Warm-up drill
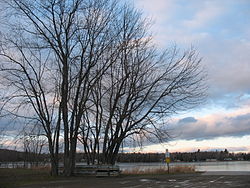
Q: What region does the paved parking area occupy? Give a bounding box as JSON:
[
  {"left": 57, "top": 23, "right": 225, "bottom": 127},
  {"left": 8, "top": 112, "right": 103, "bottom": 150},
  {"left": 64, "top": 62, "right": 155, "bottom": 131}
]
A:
[{"left": 19, "top": 173, "right": 250, "bottom": 188}]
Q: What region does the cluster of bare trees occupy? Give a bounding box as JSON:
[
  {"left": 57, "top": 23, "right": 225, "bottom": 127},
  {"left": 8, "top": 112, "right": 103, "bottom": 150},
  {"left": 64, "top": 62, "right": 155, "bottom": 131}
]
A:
[
  {"left": 0, "top": 0, "right": 206, "bottom": 176},
  {"left": 22, "top": 125, "right": 46, "bottom": 167}
]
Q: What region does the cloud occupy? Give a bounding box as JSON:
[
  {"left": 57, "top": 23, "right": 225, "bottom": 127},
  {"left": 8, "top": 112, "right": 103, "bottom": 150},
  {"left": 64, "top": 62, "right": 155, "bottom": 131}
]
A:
[
  {"left": 135, "top": 0, "right": 176, "bottom": 22},
  {"left": 128, "top": 136, "right": 250, "bottom": 153},
  {"left": 134, "top": 0, "right": 250, "bottom": 111},
  {"left": 171, "top": 110, "right": 250, "bottom": 141},
  {"left": 182, "top": 1, "right": 224, "bottom": 29},
  {"left": 200, "top": 38, "right": 250, "bottom": 98},
  {"left": 178, "top": 117, "right": 197, "bottom": 124},
  {"left": 121, "top": 0, "right": 250, "bottom": 153}
]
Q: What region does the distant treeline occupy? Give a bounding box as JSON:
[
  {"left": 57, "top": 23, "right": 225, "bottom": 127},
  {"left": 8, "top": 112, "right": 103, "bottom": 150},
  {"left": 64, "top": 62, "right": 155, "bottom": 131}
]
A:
[
  {"left": 0, "top": 149, "right": 46, "bottom": 163},
  {"left": 170, "top": 149, "right": 250, "bottom": 162},
  {"left": 116, "top": 149, "right": 250, "bottom": 162},
  {"left": 1, "top": 149, "right": 250, "bottom": 163}
]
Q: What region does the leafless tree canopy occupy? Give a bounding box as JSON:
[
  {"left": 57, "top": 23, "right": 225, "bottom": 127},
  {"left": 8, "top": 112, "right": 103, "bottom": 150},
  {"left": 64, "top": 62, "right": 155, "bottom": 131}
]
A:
[{"left": 0, "top": 0, "right": 206, "bottom": 175}]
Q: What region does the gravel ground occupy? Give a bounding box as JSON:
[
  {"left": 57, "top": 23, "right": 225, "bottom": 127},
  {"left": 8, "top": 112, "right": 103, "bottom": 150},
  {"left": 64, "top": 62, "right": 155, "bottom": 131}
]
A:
[{"left": 18, "top": 172, "right": 250, "bottom": 188}]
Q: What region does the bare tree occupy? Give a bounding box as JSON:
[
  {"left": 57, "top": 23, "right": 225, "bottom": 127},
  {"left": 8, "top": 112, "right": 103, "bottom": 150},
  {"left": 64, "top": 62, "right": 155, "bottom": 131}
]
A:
[
  {"left": 0, "top": 0, "right": 206, "bottom": 176},
  {"left": 0, "top": 21, "right": 62, "bottom": 174},
  {"left": 79, "top": 6, "right": 206, "bottom": 165},
  {"left": 22, "top": 124, "right": 46, "bottom": 167},
  {"left": 0, "top": 0, "right": 125, "bottom": 176}
]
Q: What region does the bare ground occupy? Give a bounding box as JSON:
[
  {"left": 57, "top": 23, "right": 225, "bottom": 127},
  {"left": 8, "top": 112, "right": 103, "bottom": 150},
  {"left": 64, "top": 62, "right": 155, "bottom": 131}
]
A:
[{"left": 17, "top": 173, "right": 250, "bottom": 188}]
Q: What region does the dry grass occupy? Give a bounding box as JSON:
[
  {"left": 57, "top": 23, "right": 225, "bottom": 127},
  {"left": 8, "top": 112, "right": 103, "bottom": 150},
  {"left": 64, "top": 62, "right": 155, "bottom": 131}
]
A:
[
  {"left": 0, "top": 168, "right": 54, "bottom": 188},
  {"left": 30, "top": 165, "right": 51, "bottom": 171},
  {"left": 170, "top": 166, "right": 195, "bottom": 173},
  {"left": 122, "top": 165, "right": 195, "bottom": 175}
]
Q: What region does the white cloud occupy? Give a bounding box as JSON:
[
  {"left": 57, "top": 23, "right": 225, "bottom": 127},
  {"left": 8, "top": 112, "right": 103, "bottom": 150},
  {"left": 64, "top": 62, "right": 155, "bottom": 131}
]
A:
[
  {"left": 129, "top": 136, "right": 250, "bottom": 153},
  {"left": 126, "top": 0, "right": 250, "bottom": 153},
  {"left": 201, "top": 38, "right": 250, "bottom": 96},
  {"left": 170, "top": 104, "right": 250, "bottom": 141},
  {"left": 134, "top": 0, "right": 175, "bottom": 22},
  {"left": 182, "top": 1, "right": 224, "bottom": 29}
]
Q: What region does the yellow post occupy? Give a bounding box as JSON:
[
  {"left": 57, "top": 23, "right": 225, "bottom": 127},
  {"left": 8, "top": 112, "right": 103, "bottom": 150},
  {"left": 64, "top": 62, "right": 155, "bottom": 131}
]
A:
[{"left": 165, "top": 149, "right": 171, "bottom": 174}]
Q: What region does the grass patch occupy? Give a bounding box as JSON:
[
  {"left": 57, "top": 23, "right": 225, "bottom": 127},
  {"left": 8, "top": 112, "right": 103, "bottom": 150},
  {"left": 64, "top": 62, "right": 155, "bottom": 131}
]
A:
[
  {"left": 0, "top": 167, "right": 60, "bottom": 188},
  {"left": 121, "top": 165, "right": 195, "bottom": 175},
  {"left": 0, "top": 165, "right": 195, "bottom": 187}
]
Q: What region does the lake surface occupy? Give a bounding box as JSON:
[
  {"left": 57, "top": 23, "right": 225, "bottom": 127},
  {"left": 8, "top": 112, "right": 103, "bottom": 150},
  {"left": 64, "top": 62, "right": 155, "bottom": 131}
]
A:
[
  {"left": 1, "top": 161, "right": 250, "bottom": 172},
  {"left": 117, "top": 161, "right": 250, "bottom": 172}
]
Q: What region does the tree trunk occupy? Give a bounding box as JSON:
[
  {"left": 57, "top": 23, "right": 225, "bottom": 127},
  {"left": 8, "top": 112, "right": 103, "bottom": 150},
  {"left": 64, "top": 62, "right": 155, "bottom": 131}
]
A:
[
  {"left": 48, "top": 138, "right": 59, "bottom": 176},
  {"left": 63, "top": 157, "right": 71, "bottom": 176},
  {"left": 70, "top": 139, "right": 77, "bottom": 175},
  {"left": 111, "top": 141, "right": 122, "bottom": 165},
  {"left": 63, "top": 139, "right": 77, "bottom": 176},
  {"left": 50, "top": 156, "right": 58, "bottom": 176}
]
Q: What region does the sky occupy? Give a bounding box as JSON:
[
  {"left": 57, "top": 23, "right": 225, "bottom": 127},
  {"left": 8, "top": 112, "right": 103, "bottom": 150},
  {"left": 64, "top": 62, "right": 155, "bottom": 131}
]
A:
[
  {"left": 1, "top": 0, "right": 250, "bottom": 154},
  {"left": 127, "top": 0, "right": 250, "bottom": 153}
]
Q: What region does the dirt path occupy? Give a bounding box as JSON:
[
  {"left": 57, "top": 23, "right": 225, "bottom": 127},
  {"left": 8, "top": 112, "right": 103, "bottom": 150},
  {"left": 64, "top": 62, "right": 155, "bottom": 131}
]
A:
[{"left": 18, "top": 173, "right": 250, "bottom": 188}]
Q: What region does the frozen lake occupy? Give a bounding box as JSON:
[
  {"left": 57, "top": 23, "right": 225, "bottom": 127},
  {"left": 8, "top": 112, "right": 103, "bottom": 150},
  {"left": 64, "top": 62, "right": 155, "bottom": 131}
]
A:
[
  {"left": 1, "top": 161, "right": 250, "bottom": 172},
  {"left": 117, "top": 161, "right": 250, "bottom": 172}
]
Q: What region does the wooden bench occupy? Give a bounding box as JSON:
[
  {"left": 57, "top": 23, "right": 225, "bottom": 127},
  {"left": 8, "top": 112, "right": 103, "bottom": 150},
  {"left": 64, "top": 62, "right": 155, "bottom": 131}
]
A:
[
  {"left": 59, "top": 165, "right": 120, "bottom": 177},
  {"left": 95, "top": 165, "right": 120, "bottom": 177}
]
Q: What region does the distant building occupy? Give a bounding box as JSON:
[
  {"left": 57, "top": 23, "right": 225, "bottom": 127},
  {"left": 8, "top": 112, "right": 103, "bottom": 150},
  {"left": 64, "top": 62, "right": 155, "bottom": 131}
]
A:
[
  {"left": 237, "top": 158, "right": 244, "bottom": 161},
  {"left": 206, "top": 159, "right": 217, "bottom": 162}
]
